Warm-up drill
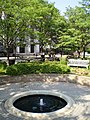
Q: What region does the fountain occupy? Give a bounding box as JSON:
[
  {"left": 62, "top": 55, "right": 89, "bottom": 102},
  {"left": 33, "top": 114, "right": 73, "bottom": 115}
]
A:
[
  {"left": 5, "top": 90, "right": 74, "bottom": 120},
  {"left": 40, "top": 98, "right": 44, "bottom": 106}
]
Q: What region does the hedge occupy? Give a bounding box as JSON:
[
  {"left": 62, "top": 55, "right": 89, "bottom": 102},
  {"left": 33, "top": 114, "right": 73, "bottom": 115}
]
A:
[{"left": 6, "top": 61, "right": 70, "bottom": 76}]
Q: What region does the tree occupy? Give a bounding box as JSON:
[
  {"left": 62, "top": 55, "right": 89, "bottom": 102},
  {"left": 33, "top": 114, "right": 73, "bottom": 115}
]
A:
[
  {"left": 0, "top": 0, "right": 33, "bottom": 65},
  {"left": 65, "top": 6, "right": 90, "bottom": 58},
  {"left": 0, "top": 0, "right": 68, "bottom": 64},
  {"left": 31, "top": 1, "right": 64, "bottom": 53},
  {"left": 54, "top": 16, "right": 70, "bottom": 56},
  {"left": 81, "top": 0, "right": 90, "bottom": 12}
]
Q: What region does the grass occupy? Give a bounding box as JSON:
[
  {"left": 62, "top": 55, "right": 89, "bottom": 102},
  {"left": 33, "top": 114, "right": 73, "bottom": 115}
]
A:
[{"left": 71, "top": 67, "right": 90, "bottom": 76}]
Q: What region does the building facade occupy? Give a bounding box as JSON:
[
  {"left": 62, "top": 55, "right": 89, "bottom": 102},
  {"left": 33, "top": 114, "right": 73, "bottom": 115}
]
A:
[{"left": 16, "top": 43, "right": 40, "bottom": 54}]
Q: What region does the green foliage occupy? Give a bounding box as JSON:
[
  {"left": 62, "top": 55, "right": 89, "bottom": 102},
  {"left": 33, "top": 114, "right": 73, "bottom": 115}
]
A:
[
  {"left": 0, "top": 0, "right": 65, "bottom": 64},
  {"left": 65, "top": 6, "right": 90, "bottom": 58},
  {"left": 6, "top": 61, "right": 70, "bottom": 75},
  {"left": 6, "top": 63, "right": 31, "bottom": 75},
  {"left": 60, "top": 58, "right": 67, "bottom": 65},
  {"left": 0, "top": 61, "right": 7, "bottom": 74},
  {"left": 0, "top": 61, "right": 7, "bottom": 69},
  {"left": 88, "top": 65, "right": 90, "bottom": 70},
  {"left": 1, "top": 0, "right": 90, "bottom": 62}
]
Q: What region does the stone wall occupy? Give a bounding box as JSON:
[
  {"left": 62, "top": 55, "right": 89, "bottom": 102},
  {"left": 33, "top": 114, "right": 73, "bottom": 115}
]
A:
[{"left": 0, "top": 74, "right": 90, "bottom": 86}]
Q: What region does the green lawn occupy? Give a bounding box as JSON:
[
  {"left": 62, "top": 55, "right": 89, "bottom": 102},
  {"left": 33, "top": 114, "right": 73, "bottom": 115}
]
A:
[{"left": 71, "top": 67, "right": 90, "bottom": 76}]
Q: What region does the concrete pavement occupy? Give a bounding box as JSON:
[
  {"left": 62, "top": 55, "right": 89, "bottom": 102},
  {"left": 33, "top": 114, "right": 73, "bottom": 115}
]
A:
[{"left": 0, "top": 81, "right": 90, "bottom": 120}]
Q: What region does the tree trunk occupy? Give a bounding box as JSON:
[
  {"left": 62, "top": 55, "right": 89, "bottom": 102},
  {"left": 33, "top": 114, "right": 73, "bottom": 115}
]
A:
[
  {"left": 7, "top": 48, "right": 10, "bottom": 66},
  {"left": 83, "top": 46, "right": 86, "bottom": 59},
  {"left": 40, "top": 44, "right": 45, "bottom": 62},
  {"left": 77, "top": 50, "right": 80, "bottom": 58},
  {"left": 7, "top": 48, "right": 15, "bottom": 66},
  {"left": 60, "top": 47, "right": 63, "bottom": 57}
]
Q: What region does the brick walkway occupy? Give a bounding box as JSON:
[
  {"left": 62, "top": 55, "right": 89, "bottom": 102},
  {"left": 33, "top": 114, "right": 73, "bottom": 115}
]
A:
[{"left": 0, "top": 81, "right": 90, "bottom": 120}]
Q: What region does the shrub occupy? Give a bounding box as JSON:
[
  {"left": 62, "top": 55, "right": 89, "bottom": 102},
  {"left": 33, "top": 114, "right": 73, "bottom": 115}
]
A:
[
  {"left": 6, "top": 65, "right": 18, "bottom": 76},
  {"left": 6, "top": 61, "right": 70, "bottom": 75},
  {"left": 41, "top": 62, "right": 62, "bottom": 73},
  {"left": 0, "top": 61, "right": 7, "bottom": 69},
  {"left": 0, "top": 61, "right": 7, "bottom": 75},
  {"left": 6, "top": 63, "right": 31, "bottom": 75},
  {"left": 60, "top": 58, "right": 67, "bottom": 65}
]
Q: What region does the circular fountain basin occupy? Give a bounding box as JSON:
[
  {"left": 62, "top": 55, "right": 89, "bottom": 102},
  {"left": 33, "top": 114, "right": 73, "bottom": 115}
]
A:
[
  {"left": 5, "top": 90, "right": 74, "bottom": 120},
  {"left": 13, "top": 94, "right": 67, "bottom": 113}
]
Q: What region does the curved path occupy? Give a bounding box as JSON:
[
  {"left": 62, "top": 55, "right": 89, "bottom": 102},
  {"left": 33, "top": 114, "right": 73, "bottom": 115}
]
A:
[{"left": 0, "top": 81, "right": 90, "bottom": 120}]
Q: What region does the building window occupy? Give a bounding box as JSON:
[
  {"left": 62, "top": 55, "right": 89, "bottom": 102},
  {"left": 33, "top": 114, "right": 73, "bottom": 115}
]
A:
[
  {"left": 20, "top": 47, "right": 25, "bottom": 53},
  {"left": 31, "top": 44, "right": 34, "bottom": 53}
]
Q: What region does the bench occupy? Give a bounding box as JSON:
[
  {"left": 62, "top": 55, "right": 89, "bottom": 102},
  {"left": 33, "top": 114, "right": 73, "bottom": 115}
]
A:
[{"left": 67, "top": 59, "right": 90, "bottom": 68}]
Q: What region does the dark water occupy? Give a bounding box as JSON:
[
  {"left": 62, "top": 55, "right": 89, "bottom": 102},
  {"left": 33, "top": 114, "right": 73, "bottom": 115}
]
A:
[{"left": 13, "top": 94, "right": 67, "bottom": 113}]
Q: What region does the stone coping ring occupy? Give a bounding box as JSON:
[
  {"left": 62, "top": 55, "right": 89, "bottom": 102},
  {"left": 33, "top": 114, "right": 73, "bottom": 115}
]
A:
[{"left": 5, "top": 90, "right": 75, "bottom": 120}]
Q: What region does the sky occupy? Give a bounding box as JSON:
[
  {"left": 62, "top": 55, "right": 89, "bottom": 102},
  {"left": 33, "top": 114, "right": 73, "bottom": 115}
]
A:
[{"left": 48, "top": 0, "right": 82, "bottom": 14}]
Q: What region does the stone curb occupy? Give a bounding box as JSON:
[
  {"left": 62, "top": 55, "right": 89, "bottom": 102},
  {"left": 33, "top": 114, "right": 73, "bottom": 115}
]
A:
[{"left": 0, "top": 74, "right": 90, "bottom": 87}]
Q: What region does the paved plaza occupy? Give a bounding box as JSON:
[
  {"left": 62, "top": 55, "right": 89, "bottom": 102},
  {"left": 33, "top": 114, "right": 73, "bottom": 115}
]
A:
[{"left": 0, "top": 80, "right": 90, "bottom": 120}]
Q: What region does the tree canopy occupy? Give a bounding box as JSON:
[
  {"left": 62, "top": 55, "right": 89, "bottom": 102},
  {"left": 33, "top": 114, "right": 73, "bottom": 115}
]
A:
[
  {"left": 0, "top": 0, "right": 90, "bottom": 64},
  {"left": 0, "top": 0, "right": 65, "bottom": 64},
  {"left": 54, "top": 0, "right": 90, "bottom": 58}
]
